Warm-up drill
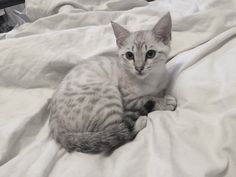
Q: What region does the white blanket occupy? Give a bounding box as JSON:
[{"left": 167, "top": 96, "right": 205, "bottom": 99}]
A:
[{"left": 0, "top": 0, "right": 236, "bottom": 176}]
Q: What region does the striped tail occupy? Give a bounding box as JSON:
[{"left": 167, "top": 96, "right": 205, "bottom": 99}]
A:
[{"left": 51, "top": 123, "right": 135, "bottom": 153}]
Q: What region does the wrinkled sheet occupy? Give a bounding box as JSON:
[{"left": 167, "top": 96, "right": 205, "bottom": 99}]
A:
[{"left": 0, "top": 0, "right": 236, "bottom": 176}]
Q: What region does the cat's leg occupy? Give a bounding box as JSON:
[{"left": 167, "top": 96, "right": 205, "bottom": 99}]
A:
[
  {"left": 153, "top": 94, "right": 177, "bottom": 111},
  {"left": 122, "top": 97, "right": 150, "bottom": 137},
  {"left": 123, "top": 110, "right": 140, "bottom": 129},
  {"left": 124, "top": 94, "right": 177, "bottom": 113},
  {"left": 123, "top": 95, "right": 156, "bottom": 115},
  {"left": 133, "top": 116, "right": 147, "bottom": 134},
  {"left": 123, "top": 111, "right": 147, "bottom": 136}
]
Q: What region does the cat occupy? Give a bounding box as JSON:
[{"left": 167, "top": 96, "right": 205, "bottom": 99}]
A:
[{"left": 49, "top": 12, "right": 176, "bottom": 153}]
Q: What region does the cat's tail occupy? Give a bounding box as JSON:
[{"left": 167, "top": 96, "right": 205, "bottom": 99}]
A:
[{"left": 50, "top": 122, "right": 135, "bottom": 153}]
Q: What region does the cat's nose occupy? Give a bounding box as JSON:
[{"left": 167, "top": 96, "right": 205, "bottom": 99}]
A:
[{"left": 135, "top": 66, "right": 144, "bottom": 73}]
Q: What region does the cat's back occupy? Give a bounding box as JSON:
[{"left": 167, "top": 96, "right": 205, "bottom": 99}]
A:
[
  {"left": 49, "top": 56, "right": 124, "bottom": 132},
  {"left": 51, "top": 57, "right": 122, "bottom": 114},
  {"left": 63, "top": 57, "right": 121, "bottom": 86}
]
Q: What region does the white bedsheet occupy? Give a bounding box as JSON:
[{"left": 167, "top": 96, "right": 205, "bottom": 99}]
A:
[{"left": 0, "top": 0, "right": 236, "bottom": 176}]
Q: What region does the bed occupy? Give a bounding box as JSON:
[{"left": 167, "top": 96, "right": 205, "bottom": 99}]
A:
[{"left": 0, "top": 0, "right": 236, "bottom": 176}]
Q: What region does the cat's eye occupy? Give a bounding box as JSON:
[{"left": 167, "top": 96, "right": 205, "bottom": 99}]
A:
[
  {"left": 146, "top": 50, "right": 156, "bottom": 59},
  {"left": 125, "top": 52, "right": 134, "bottom": 60}
]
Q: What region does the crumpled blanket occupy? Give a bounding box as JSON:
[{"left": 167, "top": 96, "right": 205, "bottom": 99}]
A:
[{"left": 0, "top": 0, "right": 236, "bottom": 177}]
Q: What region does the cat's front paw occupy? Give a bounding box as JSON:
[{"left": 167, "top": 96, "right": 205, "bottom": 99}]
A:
[
  {"left": 163, "top": 95, "right": 177, "bottom": 111},
  {"left": 140, "top": 100, "right": 156, "bottom": 115},
  {"left": 134, "top": 116, "right": 147, "bottom": 133}
]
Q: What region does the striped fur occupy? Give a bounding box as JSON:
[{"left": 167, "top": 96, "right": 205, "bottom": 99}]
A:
[{"left": 49, "top": 13, "right": 176, "bottom": 153}]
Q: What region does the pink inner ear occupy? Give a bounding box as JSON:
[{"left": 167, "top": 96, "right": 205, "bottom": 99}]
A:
[
  {"left": 152, "top": 13, "right": 172, "bottom": 44},
  {"left": 116, "top": 37, "right": 128, "bottom": 48},
  {"left": 154, "top": 33, "right": 171, "bottom": 45},
  {"left": 111, "top": 22, "right": 130, "bottom": 46}
]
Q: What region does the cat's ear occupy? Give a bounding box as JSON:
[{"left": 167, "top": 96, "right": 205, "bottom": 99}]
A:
[
  {"left": 111, "top": 21, "right": 130, "bottom": 48},
  {"left": 152, "top": 12, "right": 172, "bottom": 44}
]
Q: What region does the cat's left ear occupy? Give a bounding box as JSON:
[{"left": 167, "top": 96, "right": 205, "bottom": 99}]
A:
[
  {"left": 152, "top": 12, "right": 172, "bottom": 44},
  {"left": 111, "top": 21, "right": 130, "bottom": 48}
]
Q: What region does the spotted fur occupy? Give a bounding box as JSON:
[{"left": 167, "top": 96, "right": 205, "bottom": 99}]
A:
[{"left": 49, "top": 13, "right": 176, "bottom": 153}]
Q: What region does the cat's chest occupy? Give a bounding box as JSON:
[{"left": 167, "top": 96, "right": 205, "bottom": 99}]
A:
[
  {"left": 137, "top": 80, "right": 159, "bottom": 95},
  {"left": 122, "top": 70, "right": 168, "bottom": 98},
  {"left": 131, "top": 79, "right": 163, "bottom": 96}
]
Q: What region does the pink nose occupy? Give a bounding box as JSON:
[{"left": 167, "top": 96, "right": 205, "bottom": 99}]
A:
[{"left": 135, "top": 66, "right": 144, "bottom": 73}]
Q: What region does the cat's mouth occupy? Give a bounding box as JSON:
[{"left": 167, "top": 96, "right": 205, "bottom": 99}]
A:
[
  {"left": 136, "top": 71, "right": 144, "bottom": 75},
  {"left": 136, "top": 70, "right": 148, "bottom": 77}
]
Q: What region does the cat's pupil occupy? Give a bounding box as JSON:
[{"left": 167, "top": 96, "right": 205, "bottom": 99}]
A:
[
  {"left": 146, "top": 50, "right": 156, "bottom": 59},
  {"left": 125, "top": 52, "right": 134, "bottom": 60}
]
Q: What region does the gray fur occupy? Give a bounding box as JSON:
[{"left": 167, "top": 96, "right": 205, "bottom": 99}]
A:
[{"left": 49, "top": 13, "right": 177, "bottom": 153}]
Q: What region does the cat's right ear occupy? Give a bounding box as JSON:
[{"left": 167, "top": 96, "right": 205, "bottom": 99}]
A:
[
  {"left": 111, "top": 21, "right": 130, "bottom": 48},
  {"left": 152, "top": 12, "right": 172, "bottom": 45}
]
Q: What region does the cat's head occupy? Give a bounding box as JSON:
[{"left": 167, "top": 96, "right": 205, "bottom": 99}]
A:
[{"left": 111, "top": 13, "right": 172, "bottom": 78}]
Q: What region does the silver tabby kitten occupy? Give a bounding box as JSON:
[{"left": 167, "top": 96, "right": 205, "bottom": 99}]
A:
[{"left": 49, "top": 13, "right": 176, "bottom": 153}]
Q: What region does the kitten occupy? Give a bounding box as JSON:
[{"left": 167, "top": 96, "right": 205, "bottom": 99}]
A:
[{"left": 49, "top": 12, "right": 176, "bottom": 153}]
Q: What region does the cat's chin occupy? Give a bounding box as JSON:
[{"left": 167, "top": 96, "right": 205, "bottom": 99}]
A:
[{"left": 135, "top": 71, "right": 150, "bottom": 79}]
